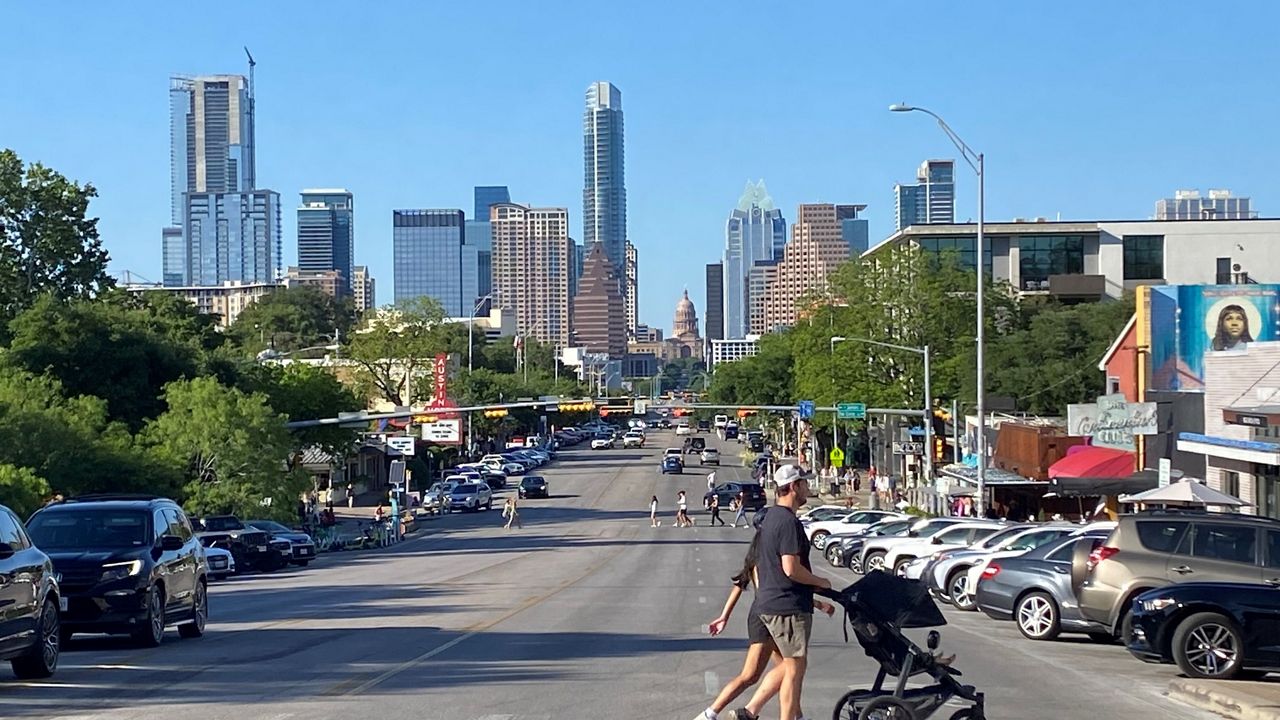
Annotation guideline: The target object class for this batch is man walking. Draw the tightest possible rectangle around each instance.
[709,493,726,526]
[730,464,831,720]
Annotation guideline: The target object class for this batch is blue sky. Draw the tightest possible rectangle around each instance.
[4,1,1279,332]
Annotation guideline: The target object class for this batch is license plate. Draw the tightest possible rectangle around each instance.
[58,596,68,612]
[300,548,312,555]
[257,545,267,551]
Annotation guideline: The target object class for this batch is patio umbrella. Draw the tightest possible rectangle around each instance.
[1118,478,1252,507]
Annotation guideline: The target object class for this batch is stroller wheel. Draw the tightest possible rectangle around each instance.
[947,710,982,720]
[856,696,917,720]
[832,690,880,720]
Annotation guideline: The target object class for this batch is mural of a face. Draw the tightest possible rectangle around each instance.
[1212,303,1255,351]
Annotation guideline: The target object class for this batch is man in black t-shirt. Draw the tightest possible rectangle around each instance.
[747,464,832,720]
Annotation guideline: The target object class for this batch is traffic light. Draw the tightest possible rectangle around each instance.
[484,408,509,418]
[737,409,757,418]
[934,437,945,461]
[558,402,594,412]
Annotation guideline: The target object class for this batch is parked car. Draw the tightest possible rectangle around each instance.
[956,525,1085,611]
[923,523,1037,603]
[26,495,208,647]
[805,510,906,543]
[448,483,493,512]
[202,544,235,580]
[0,503,60,678]
[482,458,525,477]
[705,482,767,512]
[1074,510,1280,640]
[591,437,615,450]
[1127,581,1280,679]
[883,521,1006,576]
[425,480,460,513]
[974,531,1115,641]
[661,455,684,474]
[700,448,720,465]
[244,520,317,567]
[519,476,549,499]
[829,519,917,571]
[622,432,645,449]
[192,514,280,571]
[857,517,971,574]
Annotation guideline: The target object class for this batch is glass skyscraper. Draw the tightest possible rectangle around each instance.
[583,81,631,334]
[722,181,786,339]
[894,159,955,231]
[297,189,354,295]
[473,186,510,221]
[185,190,281,286]
[463,186,507,310]
[393,209,474,316]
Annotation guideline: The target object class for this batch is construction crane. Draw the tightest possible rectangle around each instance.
[244,46,256,191]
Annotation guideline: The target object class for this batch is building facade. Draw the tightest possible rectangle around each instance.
[184,190,282,286]
[748,260,780,335]
[296,189,353,295]
[351,265,376,312]
[867,218,1280,298]
[723,181,786,339]
[1156,189,1254,221]
[704,262,724,340]
[583,82,627,271]
[474,185,511,220]
[572,243,627,357]
[895,159,955,231]
[625,241,638,336]
[465,186,505,304]
[708,336,760,370]
[283,266,343,298]
[392,209,469,316]
[666,289,702,360]
[491,203,573,346]
[761,203,865,331]
[128,281,279,328]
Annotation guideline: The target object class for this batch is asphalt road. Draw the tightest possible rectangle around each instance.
[1,432,1214,720]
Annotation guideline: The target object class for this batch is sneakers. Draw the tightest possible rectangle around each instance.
[726,709,757,720]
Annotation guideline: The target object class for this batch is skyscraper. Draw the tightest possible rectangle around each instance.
[473,186,511,220]
[573,243,627,357]
[583,82,627,269]
[894,159,955,230]
[763,203,866,331]
[704,262,724,340]
[165,71,281,285]
[722,180,786,339]
[1155,189,1255,220]
[464,186,506,308]
[491,203,573,346]
[392,209,468,316]
[624,241,638,335]
[351,266,376,312]
[297,189,353,295]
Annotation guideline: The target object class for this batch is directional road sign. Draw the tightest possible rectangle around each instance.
[798,400,816,419]
[837,402,867,420]
[892,441,924,456]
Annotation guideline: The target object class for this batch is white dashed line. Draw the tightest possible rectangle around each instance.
[699,595,707,604]
[704,670,720,695]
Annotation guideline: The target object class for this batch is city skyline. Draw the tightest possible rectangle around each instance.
[5,2,1280,328]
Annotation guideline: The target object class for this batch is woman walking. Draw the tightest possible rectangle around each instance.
[709,493,726,526]
[650,495,661,527]
[676,490,693,527]
[502,497,521,530]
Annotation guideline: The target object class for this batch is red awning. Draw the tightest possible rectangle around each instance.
[1048,446,1135,480]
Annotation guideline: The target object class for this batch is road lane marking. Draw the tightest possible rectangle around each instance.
[474,714,515,720]
[699,596,707,604]
[697,579,704,585]
[704,670,719,695]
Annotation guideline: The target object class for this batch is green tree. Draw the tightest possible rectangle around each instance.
[0,150,113,327]
[227,286,354,355]
[343,297,457,406]
[708,333,795,406]
[143,377,306,520]
[238,363,363,456]
[0,464,49,519]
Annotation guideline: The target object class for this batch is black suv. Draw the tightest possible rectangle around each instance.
[0,504,60,678]
[25,495,208,647]
[195,515,286,571]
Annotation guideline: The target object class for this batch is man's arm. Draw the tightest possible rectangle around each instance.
[781,554,831,589]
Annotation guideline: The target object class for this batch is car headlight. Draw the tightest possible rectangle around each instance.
[1140,597,1177,612]
[100,559,144,582]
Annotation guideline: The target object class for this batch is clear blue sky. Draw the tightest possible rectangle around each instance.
[4,1,1279,332]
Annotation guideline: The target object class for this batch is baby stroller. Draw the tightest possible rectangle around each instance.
[817,572,985,720]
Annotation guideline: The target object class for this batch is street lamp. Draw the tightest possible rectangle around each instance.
[832,336,933,487]
[467,294,493,373]
[891,102,985,513]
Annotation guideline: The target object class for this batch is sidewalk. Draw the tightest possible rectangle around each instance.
[1168,678,1280,720]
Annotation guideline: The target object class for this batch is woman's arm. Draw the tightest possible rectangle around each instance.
[708,584,744,635]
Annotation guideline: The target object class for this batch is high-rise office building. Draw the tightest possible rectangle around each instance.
[571,240,584,297]
[165,73,279,286]
[748,260,779,335]
[351,266,376,312]
[474,186,511,220]
[573,243,627,357]
[704,262,724,340]
[583,82,627,270]
[464,186,506,307]
[762,203,866,331]
[722,180,786,339]
[894,159,955,231]
[491,203,573,346]
[297,189,353,295]
[185,190,281,286]
[1156,189,1255,220]
[392,209,470,316]
[624,241,638,335]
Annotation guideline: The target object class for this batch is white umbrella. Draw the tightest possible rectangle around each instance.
[1118,478,1252,507]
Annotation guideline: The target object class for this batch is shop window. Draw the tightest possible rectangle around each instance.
[1223,471,1240,500]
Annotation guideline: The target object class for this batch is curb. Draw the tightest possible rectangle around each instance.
[1168,678,1280,720]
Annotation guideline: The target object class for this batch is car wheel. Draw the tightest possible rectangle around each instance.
[132,585,166,647]
[948,569,976,611]
[178,581,207,639]
[825,543,841,566]
[11,597,60,679]
[1015,591,1061,641]
[863,551,888,574]
[1172,612,1245,680]
[812,529,830,543]
[846,554,863,573]
[892,557,914,577]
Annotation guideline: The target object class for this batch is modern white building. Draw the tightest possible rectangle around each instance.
[866,218,1280,299]
[708,335,761,371]
[443,307,516,342]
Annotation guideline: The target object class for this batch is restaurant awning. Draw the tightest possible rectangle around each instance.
[1046,473,1159,498]
[1048,446,1135,480]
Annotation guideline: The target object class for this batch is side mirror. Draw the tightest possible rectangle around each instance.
[160,535,185,551]
[931,537,943,545]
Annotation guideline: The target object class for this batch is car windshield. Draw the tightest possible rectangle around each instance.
[979,525,1027,549]
[453,485,478,495]
[917,522,957,538]
[522,477,545,486]
[202,516,245,531]
[247,520,290,533]
[28,509,151,549]
[873,520,914,536]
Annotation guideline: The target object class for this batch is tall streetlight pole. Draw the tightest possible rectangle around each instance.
[830,336,846,468]
[890,103,984,513]
[467,294,493,373]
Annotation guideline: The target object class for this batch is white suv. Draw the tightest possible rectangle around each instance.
[882,521,1006,577]
[622,432,645,448]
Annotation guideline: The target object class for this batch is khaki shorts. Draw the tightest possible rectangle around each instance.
[758,612,813,658]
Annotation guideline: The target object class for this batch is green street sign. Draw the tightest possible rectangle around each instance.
[837,402,867,420]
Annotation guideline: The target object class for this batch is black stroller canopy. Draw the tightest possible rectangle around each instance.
[839,572,948,629]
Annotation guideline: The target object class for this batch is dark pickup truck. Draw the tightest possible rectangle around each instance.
[195,515,289,572]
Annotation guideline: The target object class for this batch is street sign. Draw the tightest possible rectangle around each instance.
[829,448,845,468]
[837,402,867,420]
[798,400,815,419]
[892,441,924,455]
[420,420,462,445]
[387,436,416,455]
[1158,458,1171,488]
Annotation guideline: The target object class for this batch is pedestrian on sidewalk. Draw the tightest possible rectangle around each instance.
[346,483,355,508]
[710,493,726,526]
[502,497,521,530]
[650,495,661,527]
[731,491,748,528]
[852,471,862,494]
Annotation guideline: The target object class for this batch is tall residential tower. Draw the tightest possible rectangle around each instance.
[583,82,632,335]
[894,159,955,231]
[491,203,573,346]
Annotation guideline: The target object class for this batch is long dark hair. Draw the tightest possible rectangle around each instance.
[731,532,760,588]
[1212,304,1254,351]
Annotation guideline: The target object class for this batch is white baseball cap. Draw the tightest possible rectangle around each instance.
[773,464,812,487]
